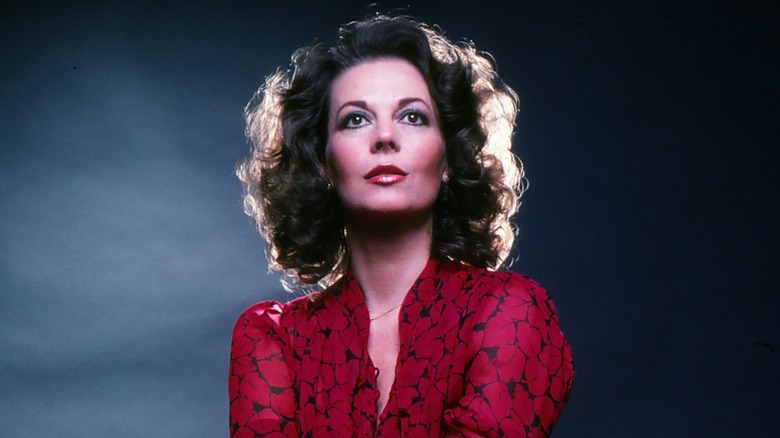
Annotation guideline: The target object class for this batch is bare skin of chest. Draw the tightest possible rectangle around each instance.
[367,313,401,415]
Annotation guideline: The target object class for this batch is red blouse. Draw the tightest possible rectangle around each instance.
[229,259,574,437]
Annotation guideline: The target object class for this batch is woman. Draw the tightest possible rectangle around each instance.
[230,15,574,437]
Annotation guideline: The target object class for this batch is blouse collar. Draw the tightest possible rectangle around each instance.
[336,257,452,340]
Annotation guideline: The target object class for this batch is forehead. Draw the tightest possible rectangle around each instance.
[329,58,432,106]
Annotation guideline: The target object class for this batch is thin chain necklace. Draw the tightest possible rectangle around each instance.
[370,303,402,321]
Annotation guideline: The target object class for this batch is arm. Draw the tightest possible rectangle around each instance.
[444,277,574,437]
[229,302,299,437]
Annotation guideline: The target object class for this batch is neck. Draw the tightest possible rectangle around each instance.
[345,213,434,313]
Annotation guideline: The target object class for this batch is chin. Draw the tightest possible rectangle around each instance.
[347,203,435,225]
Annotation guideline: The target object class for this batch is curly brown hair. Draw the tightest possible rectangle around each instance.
[237,15,524,290]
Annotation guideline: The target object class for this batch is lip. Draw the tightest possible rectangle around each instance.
[364,164,408,184]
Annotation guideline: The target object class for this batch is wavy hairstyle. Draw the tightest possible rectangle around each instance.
[238,15,524,290]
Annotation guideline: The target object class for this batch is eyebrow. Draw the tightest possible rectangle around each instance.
[335,97,432,115]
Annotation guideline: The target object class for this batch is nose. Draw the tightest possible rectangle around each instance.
[373,123,398,152]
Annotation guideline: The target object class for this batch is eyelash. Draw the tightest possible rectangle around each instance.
[401,110,429,126]
[338,111,370,129]
[336,109,431,130]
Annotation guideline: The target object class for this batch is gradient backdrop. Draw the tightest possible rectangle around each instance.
[1,0,778,436]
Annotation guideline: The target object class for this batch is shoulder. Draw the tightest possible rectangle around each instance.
[454,266,570,359]
[432,262,559,322]
[453,265,556,318]
[461,266,542,297]
[231,294,316,342]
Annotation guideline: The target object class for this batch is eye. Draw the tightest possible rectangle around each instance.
[339,112,370,129]
[401,110,429,126]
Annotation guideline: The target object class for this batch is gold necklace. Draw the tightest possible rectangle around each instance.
[370,303,402,321]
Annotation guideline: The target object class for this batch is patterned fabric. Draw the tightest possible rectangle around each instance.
[230,258,574,437]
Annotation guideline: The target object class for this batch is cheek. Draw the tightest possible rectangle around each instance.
[424,139,447,175]
[324,139,356,183]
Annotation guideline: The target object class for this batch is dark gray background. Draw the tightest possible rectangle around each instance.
[1,0,778,436]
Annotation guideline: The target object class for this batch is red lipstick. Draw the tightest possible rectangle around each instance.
[364,164,408,185]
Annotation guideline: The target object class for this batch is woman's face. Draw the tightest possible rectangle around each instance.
[326,58,446,224]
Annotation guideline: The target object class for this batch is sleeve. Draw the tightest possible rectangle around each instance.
[229,301,299,437]
[443,276,574,437]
